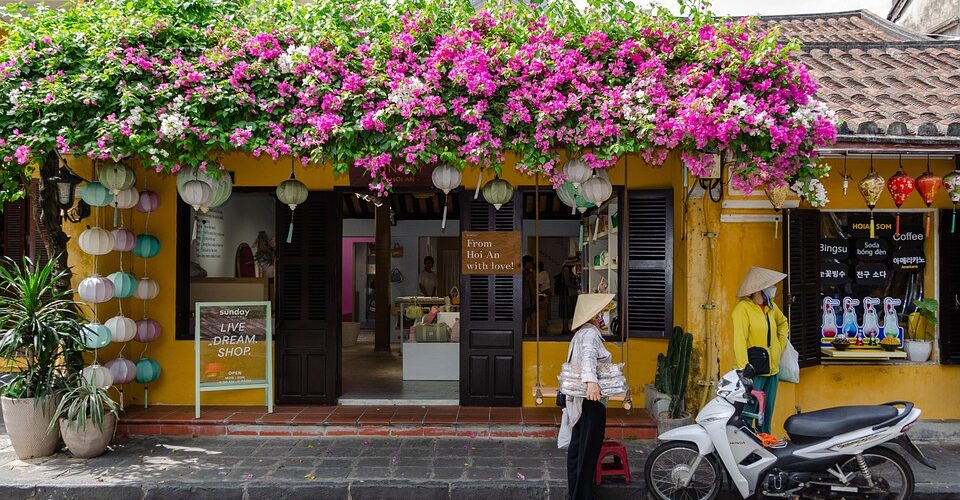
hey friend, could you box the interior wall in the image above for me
[191,192,276,278]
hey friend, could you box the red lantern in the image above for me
[915,169,943,237]
[887,169,914,235]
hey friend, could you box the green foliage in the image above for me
[0,256,85,399]
[907,298,938,341]
[49,374,119,434]
[655,326,693,418]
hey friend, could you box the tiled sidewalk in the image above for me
[119,405,657,440]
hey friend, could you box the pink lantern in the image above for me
[112,227,137,252]
[135,318,162,343]
[135,190,161,213]
[105,357,137,385]
[78,275,114,303]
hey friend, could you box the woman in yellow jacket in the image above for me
[733,267,790,433]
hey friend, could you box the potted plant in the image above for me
[656,328,694,435]
[0,257,85,459]
[50,375,119,458]
[904,299,938,362]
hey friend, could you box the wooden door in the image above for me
[940,210,960,364]
[784,209,822,367]
[276,191,341,404]
[459,191,522,406]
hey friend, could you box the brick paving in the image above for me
[1,427,960,500]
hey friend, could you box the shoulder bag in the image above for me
[747,308,773,375]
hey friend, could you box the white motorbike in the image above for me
[644,366,935,499]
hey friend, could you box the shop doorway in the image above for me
[338,191,461,404]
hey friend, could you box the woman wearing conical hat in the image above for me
[558,293,615,500]
[733,267,790,434]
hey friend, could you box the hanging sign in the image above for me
[820,261,850,286]
[461,231,521,275]
[891,227,925,247]
[847,213,895,237]
[892,248,926,271]
[854,239,889,261]
[854,263,889,286]
[348,164,434,188]
[195,301,273,418]
[820,238,849,260]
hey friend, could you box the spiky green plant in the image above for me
[49,375,119,434]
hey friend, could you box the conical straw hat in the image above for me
[737,266,787,297]
[571,293,616,330]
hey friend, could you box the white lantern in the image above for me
[581,172,613,206]
[177,166,232,209]
[112,227,137,252]
[135,277,160,300]
[81,364,114,389]
[482,177,514,211]
[105,357,137,385]
[431,165,461,194]
[135,318,162,343]
[106,315,137,343]
[98,163,137,194]
[78,227,115,256]
[135,190,161,213]
[277,177,309,243]
[180,179,212,211]
[562,158,592,187]
[78,275,114,303]
[113,187,140,210]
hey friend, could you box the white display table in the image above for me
[401,342,459,381]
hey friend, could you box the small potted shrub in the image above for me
[50,375,119,458]
[904,299,937,362]
[0,257,85,459]
[880,336,900,352]
[831,334,851,351]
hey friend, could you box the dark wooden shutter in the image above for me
[276,191,341,404]
[625,189,674,338]
[939,210,960,364]
[784,209,821,367]
[460,191,522,406]
[27,181,50,266]
[2,198,29,262]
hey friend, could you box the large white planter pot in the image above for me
[904,340,933,362]
[59,413,116,458]
[342,322,361,347]
[644,384,671,415]
[0,396,59,459]
[657,411,693,437]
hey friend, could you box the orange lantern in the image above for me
[915,158,943,237]
[886,162,915,236]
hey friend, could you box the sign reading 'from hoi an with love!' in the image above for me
[195,301,273,418]
[462,231,522,275]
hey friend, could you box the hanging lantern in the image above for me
[177,166,232,209]
[277,171,309,244]
[133,233,161,258]
[79,182,114,208]
[557,182,595,214]
[78,275,114,303]
[49,160,83,220]
[136,277,160,300]
[82,322,112,350]
[561,158,591,188]
[113,187,139,210]
[482,176,514,210]
[135,318,162,343]
[135,190,161,213]
[944,170,960,234]
[581,171,613,206]
[112,227,136,252]
[915,163,943,237]
[858,165,885,238]
[765,184,791,238]
[78,227,115,256]
[105,357,137,385]
[180,179,212,211]
[887,166,915,235]
[81,364,114,389]
[106,314,137,343]
[98,163,137,194]
[135,357,161,384]
[432,165,461,230]
[108,271,137,299]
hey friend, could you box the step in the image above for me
[117,405,657,440]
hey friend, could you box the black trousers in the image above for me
[567,400,606,500]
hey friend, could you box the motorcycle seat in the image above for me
[784,405,899,440]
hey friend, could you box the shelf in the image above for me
[592,265,618,271]
[821,347,906,360]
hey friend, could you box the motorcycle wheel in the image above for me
[644,441,722,500]
[838,446,915,500]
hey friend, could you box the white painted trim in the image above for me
[720,214,782,223]
[722,200,801,210]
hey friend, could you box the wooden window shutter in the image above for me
[27,181,50,267]
[625,189,674,339]
[784,209,821,367]
[939,210,960,364]
[2,198,28,262]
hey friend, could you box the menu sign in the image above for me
[462,231,522,275]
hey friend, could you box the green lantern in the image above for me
[556,182,595,214]
[133,233,161,258]
[177,165,233,209]
[277,174,309,244]
[82,322,112,350]
[79,182,114,208]
[135,357,161,383]
[108,271,137,298]
[482,176,514,210]
[98,163,137,194]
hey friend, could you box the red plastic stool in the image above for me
[594,440,631,485]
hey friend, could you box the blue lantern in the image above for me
[82,323,112,350]
[135,357,161,383]
[79,182,114,208]
[108,271,137,298]
[133,234,161,258]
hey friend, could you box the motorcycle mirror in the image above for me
[742,364,756,379]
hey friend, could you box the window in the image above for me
[625,189,674,339]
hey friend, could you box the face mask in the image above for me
[763,286,777,300]
[597,313,608,329]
